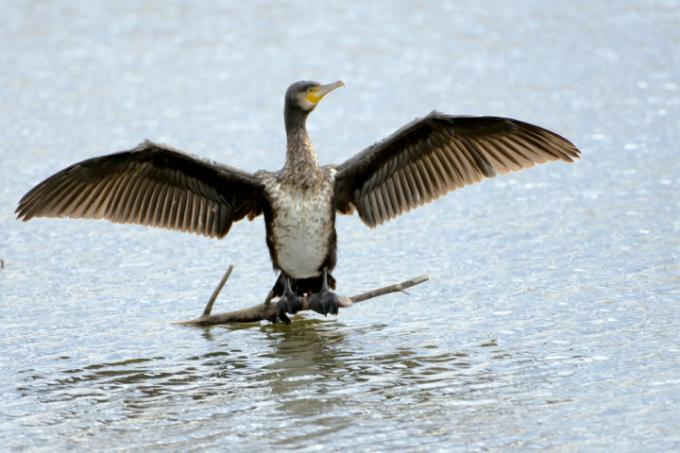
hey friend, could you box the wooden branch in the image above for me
[177,266,429,326]
[202,265,233,317]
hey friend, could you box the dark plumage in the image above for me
[334,113,579,226]
[16,80,580,319]
[16,142,264,237]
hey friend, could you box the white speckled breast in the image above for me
[264,171,335,279]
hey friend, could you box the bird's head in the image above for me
[285,80,345,114]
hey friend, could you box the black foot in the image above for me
[276,292,303,324]
[308,291,340,316]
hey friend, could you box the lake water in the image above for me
[1,1,679,451]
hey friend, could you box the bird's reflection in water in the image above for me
[17,318,529,443]
[249,319,507,435]
[258,319,352,418]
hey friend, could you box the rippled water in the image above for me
[2,1,679,451]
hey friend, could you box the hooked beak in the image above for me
[307,80,345,104]
[317,80,345,98]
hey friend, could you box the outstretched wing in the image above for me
[333,112,580,227]
[16,140,265,238]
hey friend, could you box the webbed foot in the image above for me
[276,292,303,324]
[308,290,340,316]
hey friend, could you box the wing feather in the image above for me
[334,113,580,226]
[16,140,264,239]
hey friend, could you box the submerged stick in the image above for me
[177,266,428,326]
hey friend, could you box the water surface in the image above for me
[1,1,679,451]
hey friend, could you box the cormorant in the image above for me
[16,80,580,321]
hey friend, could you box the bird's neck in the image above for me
[284,106,320,180]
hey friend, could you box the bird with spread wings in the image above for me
[17,80,579,321]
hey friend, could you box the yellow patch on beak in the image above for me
[305,81,344,105]
[306,90,322,104]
